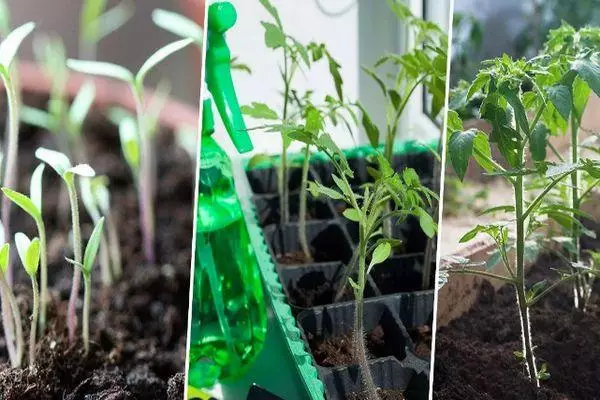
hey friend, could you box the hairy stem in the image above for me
[82,274,91,355]
[515,159,539,386]
[106,212,122,279]
[66,179,83,343]
[1,77,19,284]
[354,237,379,400]
[570,116,584,309]
[299,145,312,261]
[28,277,39,367]
[134,90,155,264]
[36,220,48,332]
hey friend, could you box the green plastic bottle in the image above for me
[188,2,267,389]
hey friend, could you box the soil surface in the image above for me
[309,325,395,367]
[434,253,600,400]
[408,325,431,358]
[0,94,193,399]
[347,389,406,400]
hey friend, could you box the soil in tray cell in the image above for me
[348,389,406,400]
[286,270,354,308]
[434,253,600,400]
[0,95,192,399]
[407,325,431,358]
[253,192,334,227]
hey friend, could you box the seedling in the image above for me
[291,127,436,399]
[91,176,122,280]
[445,54,600,385]
[0,22,35,283]
[0,231,22,368]
[14,232,40,367]
[67,217,104,354]
[537,23,600,309]
[66,37,193,263]
[79,0,134,60]
[361,0,447,163]
[1,164,48,331]
[35,147,95,343]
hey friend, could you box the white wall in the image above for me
[210,0,360,156]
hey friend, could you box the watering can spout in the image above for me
[205,1,253,153]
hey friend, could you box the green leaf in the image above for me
[20,106,52,131]
[69,81,96,131]
[547,84,572,122]
[307,181,344,200]
[357,103,379,148]
[67,59,133,83]
[1,188,41,221]
[368,242,392,271]
[362,66,386,97]
[498,81,528,136]
[82,217,104,275]
[68,164,96,177]
[241,102,278,120]
[80,177,101,222]
[0,243,9,275]
[152,9,203,43]
[96,0,134,41]
[80,0,107,41]
[342,208,360,222]
[0,22,35,68]
[136,38,193,86]
[90,176,110,214]
[417,207,436,238]
[446,110,463,133]
[15,233,40,277]
[35,147,72,177]
[0,0,10,36]
[472,131,494,173]
[448,129,476,181]
[118,116,140,173]
[572,56,600,98]
[261,22,285,49]
[258,0,282,27]
[467,73,489,100]
[326,51,343,101]
[530,124,548,162]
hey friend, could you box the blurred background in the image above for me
[212,0,451,155]
[4,0,202,106]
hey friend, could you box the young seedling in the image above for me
[291,128,436,399]
[67,217,104,355]
[537,24,600,309]
[0,234,22,368]
[35,147,95,343]
[66,37,193,264]
[80,178,111,285]
[445,53,600,385]
[1,164,48,331]
[79,0,134,60]
[14,233,40,367]
[0,22,36,283]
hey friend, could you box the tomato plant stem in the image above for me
[66,178,82,343]
[0,275,22,367]
[299,145,312,261]
[570,116,584,309]
[36,220,48,332]
[82,274,91,355]
[28,276,39,367]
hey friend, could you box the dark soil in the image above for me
[347,389,405,400]
[434,253,600,400]
[0,94,193,399]
[286,275,353,309]
[309,325,395,367]
[408,325,431,358]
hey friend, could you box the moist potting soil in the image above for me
[0,94,193,399]
[434,252,600,400]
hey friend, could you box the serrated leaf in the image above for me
[0,22,35,68]
[417,207,436,238]
[448,129,476,181]
[0,243,9,275]
[82,217,104,275]
[530,124,548,162]
[546,163,580,178]
[472,131,494,173]
[368,242,392,271]
[357,102,379,147]
[342,208,360,222]
[547,84,572,122]
[572,56,600,97]
[241,102,278,120]
[136,38,193,86]
[326,51,343,101]
[152,9,203,43]
[261,22,285,49]
[1,188,41,222]
[69,81,96,130]
[307,181,344,200]
[67,59,133,82]
[35,147,72,177]
[258,0,282,26]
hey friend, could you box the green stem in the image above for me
[0,275,22,367]
[522,171,572,220]
[66,179,82,343]
[299,145,312,261]
[570,116,584,309]
[82,274,91,355]
[36,220,48,332]
[1,76,19,284]
[449,269,515,284]
[133,89,155,263]
[514,155,539,386]
[29,277,39,367]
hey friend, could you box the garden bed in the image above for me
[434,227,600,400]
[241,145,437,400]
[0,93,193,399]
